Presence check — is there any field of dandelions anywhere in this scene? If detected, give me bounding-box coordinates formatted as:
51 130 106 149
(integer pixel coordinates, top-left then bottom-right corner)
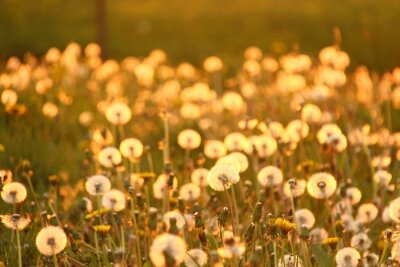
1 42 400 267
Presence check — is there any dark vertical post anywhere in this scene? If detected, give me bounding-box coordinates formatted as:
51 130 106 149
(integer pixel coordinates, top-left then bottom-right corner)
95 0 107 58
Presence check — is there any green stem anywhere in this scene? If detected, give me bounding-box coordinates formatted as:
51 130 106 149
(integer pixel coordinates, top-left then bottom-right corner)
16 228 22 267
53 254 59 267
224 185 236 234
120 225 125 263
94 231 102 266
163 117 170 165
130 198 142 267
273 241 278 267
378 240 390 267
230 186 239 230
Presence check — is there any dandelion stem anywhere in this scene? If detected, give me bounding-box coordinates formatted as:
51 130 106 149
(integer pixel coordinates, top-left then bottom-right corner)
120 224 125 263
224 185 236 234
48 202 63 226
94 231 102 266
378 239 390 267
230 186 239 229
273 241 278 267
53 254 59 267
26 174 43 217
130 198 142 267
96 194 104 224
16 228 22 267
361 144 376 200
162 116 170 165
219 225 224 245
270 187 279 216
186 251 202 267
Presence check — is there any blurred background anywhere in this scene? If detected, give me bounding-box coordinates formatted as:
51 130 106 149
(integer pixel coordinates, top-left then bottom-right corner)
0 0 399 70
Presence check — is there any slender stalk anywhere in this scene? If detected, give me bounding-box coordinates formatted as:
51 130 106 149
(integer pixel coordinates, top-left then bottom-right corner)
94 231 102 266
378 240 390 267
48 202 62 226
162 116 170 165
16 228 22 267
230 186 239 229
301 240 312 267
120 224 125 263
129 198 142 267
224 185 236 234
270 187 279 216
53 254 59 267
26 175 43 215
219 225 224 245
146 150 155 174
361 144 376 200
186 252 202 267
96 194 103 224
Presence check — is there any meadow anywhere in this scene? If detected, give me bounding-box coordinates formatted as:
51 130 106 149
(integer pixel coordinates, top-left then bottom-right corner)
1 1 400 266
0 41 400 266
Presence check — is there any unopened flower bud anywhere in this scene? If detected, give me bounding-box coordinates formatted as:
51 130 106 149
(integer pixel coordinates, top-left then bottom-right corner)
218 207 229 227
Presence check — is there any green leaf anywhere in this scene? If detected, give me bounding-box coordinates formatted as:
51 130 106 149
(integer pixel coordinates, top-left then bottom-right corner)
143 260 152 267
312 245 334 267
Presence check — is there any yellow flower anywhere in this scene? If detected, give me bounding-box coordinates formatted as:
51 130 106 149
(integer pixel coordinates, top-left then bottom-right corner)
275 218 296 234
93 224 111 235
85 208 111 220
322 237 339 246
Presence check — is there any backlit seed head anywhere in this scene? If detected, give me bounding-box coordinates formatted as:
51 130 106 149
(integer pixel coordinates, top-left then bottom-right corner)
35 226 68 256
1 182 27 204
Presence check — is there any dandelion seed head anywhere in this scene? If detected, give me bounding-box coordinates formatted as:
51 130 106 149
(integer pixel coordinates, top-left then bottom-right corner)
179 183 201 201
119 138 144 158
295 209 315 229
102 189 126 212
98 146 122 168
0 214 31 230
335 247 361 267
85 175 111 196
150 233 186 267
177 129 201 150
307 172 337 199
204 140 227 159
35 226 68 256
257 166 283 187
1 182 27 204
191 168 209 187
105 102 132 125
207 164 240 191
356 203 378 224
283 179 306 198
184 248 208 267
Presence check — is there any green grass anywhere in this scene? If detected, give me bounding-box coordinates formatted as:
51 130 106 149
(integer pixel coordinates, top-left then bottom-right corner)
0 0 399 70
